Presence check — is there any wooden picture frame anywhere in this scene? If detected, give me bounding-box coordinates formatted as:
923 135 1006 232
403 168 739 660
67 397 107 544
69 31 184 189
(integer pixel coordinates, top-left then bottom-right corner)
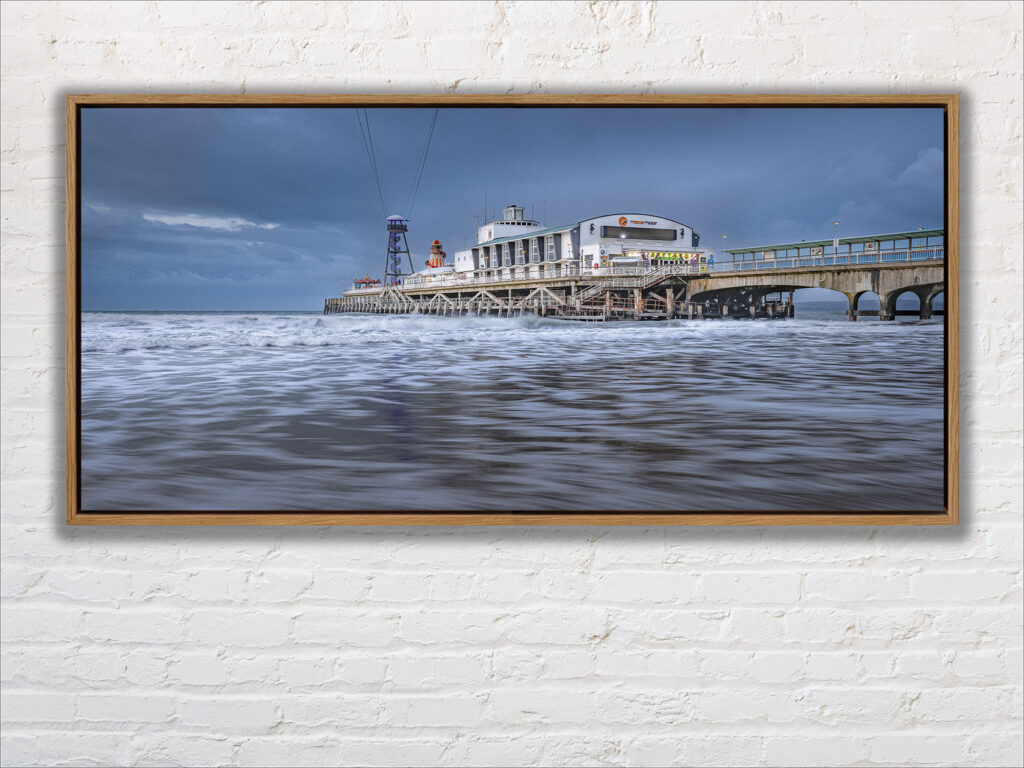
66 94 958 525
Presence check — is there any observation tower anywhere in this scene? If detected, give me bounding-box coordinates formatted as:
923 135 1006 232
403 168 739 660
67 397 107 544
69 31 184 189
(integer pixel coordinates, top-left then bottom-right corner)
384 215 414 285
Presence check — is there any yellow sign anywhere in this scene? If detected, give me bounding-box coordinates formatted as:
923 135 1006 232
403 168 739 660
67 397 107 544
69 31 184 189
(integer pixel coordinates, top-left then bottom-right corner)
625 250 706 262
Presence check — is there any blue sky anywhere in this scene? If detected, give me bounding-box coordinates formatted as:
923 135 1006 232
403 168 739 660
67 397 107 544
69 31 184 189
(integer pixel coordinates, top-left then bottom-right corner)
80 106 944 310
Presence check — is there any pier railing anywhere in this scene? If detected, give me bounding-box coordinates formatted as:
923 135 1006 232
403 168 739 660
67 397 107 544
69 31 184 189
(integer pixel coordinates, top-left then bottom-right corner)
718 246 944 272
341 246 944 295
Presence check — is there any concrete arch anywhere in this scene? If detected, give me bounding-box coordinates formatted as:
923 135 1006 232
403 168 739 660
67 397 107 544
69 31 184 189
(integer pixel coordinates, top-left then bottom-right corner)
884 282 944 320
852 290 885 321
888 287 922 321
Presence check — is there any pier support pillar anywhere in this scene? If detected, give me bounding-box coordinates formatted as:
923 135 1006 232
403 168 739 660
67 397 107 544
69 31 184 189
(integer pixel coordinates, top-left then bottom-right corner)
846 292 857 321
878 291 895 321
665 288 674 319
914 287 933 319
633 288 643 314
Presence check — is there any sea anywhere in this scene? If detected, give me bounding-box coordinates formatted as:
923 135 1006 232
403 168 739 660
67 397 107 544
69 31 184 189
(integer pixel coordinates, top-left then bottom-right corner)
79 306 946 512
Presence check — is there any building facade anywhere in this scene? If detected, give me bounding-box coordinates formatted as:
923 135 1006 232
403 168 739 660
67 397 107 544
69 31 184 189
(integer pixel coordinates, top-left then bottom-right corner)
451 204 709 281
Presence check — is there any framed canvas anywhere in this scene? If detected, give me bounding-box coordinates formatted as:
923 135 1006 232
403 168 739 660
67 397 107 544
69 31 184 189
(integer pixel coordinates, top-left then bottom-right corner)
65 94 958 525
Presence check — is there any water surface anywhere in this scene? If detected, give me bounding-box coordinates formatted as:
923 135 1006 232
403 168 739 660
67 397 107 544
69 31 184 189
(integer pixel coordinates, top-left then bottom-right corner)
80 310 945 512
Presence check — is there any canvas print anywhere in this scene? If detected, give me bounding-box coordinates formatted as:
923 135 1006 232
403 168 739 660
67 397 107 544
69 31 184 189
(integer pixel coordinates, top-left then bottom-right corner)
73 100 951 515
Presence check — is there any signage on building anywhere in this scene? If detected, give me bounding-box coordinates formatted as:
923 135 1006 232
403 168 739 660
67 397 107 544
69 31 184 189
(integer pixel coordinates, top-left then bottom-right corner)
619 216 658 226
625 250 706 262
810 246 824 256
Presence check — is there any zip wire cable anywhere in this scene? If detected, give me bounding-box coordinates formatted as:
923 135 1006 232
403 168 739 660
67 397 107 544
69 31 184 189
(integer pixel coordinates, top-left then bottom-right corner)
355 109 387 215
404 108 439 220
363 109 388 213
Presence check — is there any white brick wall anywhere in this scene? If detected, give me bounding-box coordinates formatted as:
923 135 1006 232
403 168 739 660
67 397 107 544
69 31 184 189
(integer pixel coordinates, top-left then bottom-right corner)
1 1 1022 766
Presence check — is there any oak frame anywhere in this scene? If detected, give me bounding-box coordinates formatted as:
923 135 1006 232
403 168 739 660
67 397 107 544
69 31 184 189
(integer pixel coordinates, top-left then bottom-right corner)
65 93 959 526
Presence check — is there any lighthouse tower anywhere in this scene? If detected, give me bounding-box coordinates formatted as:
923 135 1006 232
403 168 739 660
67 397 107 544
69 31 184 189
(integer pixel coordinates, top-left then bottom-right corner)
383 215 413 285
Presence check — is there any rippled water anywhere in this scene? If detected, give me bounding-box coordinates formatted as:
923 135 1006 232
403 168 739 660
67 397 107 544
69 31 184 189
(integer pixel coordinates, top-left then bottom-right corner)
79 310 946 512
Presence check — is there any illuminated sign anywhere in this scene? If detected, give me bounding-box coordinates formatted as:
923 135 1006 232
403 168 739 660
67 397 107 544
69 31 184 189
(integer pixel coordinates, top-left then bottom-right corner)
618 216 658 226
625 250 706 262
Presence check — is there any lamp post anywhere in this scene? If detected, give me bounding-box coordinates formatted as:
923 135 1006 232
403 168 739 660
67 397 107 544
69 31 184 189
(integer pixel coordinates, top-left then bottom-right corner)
832 221 840 251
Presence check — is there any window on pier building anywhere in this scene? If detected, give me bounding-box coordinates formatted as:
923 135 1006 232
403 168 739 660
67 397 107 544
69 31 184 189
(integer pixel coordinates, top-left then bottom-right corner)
546 236 556 261
531 238 540 262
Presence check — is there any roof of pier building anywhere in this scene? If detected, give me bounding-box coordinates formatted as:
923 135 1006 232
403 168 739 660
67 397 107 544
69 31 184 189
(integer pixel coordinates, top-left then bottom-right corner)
474 224 575 249
725 228 945 255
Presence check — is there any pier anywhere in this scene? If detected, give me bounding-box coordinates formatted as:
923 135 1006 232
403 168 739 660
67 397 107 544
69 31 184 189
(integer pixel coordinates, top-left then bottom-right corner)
324 230 946 322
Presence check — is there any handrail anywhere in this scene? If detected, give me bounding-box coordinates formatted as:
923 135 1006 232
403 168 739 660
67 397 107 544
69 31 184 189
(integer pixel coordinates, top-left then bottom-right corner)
342 246 945 296
715 246 944 272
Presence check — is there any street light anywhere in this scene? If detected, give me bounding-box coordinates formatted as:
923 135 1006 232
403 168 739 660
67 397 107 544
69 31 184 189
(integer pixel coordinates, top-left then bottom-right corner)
832 221 840 251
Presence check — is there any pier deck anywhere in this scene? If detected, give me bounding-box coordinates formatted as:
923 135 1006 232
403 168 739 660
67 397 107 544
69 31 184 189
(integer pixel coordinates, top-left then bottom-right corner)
324 250 946 322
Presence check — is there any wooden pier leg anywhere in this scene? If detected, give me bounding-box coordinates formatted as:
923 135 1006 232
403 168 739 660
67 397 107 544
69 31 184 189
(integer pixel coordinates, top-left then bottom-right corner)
665 287 674 319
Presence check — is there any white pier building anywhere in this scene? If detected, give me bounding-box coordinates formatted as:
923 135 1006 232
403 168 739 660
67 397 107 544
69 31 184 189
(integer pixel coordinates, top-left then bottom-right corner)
449 204 710 281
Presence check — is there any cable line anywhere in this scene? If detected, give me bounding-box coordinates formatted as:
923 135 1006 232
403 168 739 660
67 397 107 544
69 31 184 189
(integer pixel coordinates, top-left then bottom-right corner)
355 109 387 215
404 108 439 220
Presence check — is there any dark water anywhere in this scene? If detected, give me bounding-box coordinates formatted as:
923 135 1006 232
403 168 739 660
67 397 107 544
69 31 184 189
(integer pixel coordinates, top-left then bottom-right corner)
80 310 946 511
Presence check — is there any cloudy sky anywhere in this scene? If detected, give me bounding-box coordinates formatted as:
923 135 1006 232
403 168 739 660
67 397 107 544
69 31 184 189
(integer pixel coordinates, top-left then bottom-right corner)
80 106 944 310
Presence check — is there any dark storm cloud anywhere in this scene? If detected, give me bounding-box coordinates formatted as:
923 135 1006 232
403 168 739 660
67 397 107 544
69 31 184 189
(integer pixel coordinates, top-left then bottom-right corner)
80 106 945 310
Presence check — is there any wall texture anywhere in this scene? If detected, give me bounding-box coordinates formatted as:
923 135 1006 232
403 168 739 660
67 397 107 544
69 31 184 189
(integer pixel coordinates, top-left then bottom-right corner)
1 2 1022 766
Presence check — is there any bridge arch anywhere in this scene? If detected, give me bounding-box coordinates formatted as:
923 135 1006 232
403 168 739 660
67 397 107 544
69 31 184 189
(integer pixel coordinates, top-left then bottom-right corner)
882 282 944 320
853 290 885 321
889 287 922 321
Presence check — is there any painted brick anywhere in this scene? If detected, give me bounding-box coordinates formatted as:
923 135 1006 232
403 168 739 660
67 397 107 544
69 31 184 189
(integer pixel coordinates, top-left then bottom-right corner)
176 697 281 730
1 691 76 722
76 693 174 724
278 695 383 728
385 695 485 727
487 688 596 724
132 733 237 767
387 653 489 688
185 609 292 647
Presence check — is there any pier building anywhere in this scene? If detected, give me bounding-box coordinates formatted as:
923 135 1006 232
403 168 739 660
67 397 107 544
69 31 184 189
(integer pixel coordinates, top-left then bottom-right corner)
448 204 709 282
325 213 946 323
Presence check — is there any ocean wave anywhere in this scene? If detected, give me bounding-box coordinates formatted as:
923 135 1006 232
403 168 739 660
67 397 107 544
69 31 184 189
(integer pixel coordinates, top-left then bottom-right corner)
79 310 941 354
